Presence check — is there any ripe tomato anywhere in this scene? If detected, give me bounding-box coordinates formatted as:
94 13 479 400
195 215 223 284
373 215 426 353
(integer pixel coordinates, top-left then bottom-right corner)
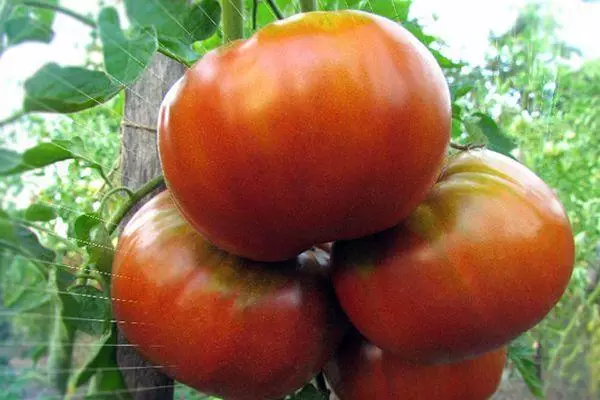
112 191 346 400
332 150 575 363
324 332 506 400
158 10 451 261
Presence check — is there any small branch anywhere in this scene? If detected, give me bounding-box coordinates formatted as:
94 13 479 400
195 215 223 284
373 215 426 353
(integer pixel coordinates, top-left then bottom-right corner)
299 0 317 12
265 0 285 19
106 175 165 235
121 120 157 134
252 0 259 30
21 0 96 28
0 110 26 129
158 46 193 68
450 142 485 151
222 0 245 43
99 186 135 216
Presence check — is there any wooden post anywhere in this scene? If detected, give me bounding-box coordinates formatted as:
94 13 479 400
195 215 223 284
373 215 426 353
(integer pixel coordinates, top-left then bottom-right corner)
116 54 185 400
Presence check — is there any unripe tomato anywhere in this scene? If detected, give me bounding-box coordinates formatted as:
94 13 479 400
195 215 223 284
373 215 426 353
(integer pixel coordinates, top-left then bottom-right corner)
332 150 574 362
112 191 346 400
324 332 506 400
158 10 451 261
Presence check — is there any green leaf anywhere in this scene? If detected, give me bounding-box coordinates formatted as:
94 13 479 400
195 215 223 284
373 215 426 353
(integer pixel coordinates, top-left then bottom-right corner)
0 210 55 262
48 269 78 395
291 384 326 400
124 0 221 65
357 0 411 21
24 203 57 222
0 137 89 176
23 63 123 113
451 118 463 139
4 15 54 45
0 148 22 174
1 256 51 312
87 224 114 275
73 213 102 248
508 339 545 398
429 48 463 69
69 285 110 336
450 84 473 100
67 324 128 400
68 327 114 391
473 113 518 157
98 7 158 85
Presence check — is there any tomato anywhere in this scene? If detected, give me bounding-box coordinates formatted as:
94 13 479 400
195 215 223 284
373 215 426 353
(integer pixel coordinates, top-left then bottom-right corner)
324 332 506 400
111 191 346 400
158 10 451 262
332 149 575 363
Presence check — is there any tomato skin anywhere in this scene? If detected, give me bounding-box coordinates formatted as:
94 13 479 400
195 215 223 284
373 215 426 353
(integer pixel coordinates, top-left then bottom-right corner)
158 10 451 261
332 149 575 363
324 333 506 400
111 191 346 400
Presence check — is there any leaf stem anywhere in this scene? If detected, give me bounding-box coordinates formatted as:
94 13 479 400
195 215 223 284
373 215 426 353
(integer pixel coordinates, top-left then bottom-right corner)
222 0 245 43
21 0 96 28
106 175 165 235
265 0 285 19
299 0 316 12
99 186 134 216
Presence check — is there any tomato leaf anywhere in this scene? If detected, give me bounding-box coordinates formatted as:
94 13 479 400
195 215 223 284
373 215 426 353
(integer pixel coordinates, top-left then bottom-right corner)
73 213 102 248
3 15 54 45
0 148 22 174
23 63 123 113
98 7 158 86
0 210 55 262
69 285 110 336
124 0 221 66
48 270 78 395
24 203 57 222
0 137 90 176
67 323 128 400
451 84 473 100
87 224 114 275
1 256 51 312
290 384 326 400
473 113 518 157
508 340 545 398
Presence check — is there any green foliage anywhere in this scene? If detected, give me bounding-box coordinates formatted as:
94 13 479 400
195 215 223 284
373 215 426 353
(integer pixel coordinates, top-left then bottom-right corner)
24 203 57 222
23 64 123 114
98 7 158 86
124 0 221 66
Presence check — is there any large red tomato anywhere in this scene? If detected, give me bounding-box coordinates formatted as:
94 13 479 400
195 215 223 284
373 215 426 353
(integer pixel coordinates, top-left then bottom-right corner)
111 191 346 400
324 332 506 400
158 10 451 261
332 149 575 363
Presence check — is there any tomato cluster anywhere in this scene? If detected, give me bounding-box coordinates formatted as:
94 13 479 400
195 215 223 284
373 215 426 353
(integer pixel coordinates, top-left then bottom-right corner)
112 9 574 400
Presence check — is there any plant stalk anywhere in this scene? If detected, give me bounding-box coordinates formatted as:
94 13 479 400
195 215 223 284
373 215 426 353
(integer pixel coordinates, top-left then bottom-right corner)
222 0 245 43
21 0 95 28
106 175 165 235
299 0 316 12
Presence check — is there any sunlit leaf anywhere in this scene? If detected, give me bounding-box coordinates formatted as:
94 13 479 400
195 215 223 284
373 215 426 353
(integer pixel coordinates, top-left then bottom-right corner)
23 63 123 113
98 7 158 85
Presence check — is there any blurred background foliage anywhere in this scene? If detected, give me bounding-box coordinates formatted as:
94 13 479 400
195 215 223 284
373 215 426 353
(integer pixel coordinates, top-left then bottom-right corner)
0 0 599 399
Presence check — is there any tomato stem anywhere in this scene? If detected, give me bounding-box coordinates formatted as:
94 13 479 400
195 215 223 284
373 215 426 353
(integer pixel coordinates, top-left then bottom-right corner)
265 0 285 19
21 0 96 27
299 0 317 12
222 0 245 43
106 175 165 235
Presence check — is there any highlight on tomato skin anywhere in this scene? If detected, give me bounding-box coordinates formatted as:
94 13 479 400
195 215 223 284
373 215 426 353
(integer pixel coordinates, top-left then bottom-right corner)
324 332 507 400
332 149 575 364
111 190 347 400
158 9 451 262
